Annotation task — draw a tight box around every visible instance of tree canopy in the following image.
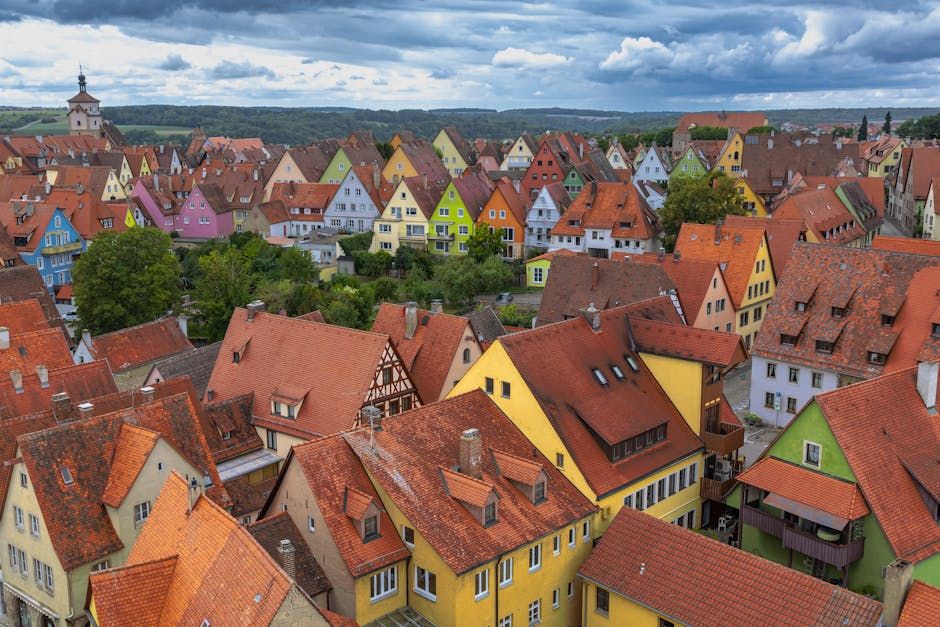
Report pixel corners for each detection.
[73,227,181,335]
[467,222,505,261]
[659,173,747,251]
[858,115,868,140]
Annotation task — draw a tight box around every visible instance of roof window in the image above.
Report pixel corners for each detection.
[794,301,806,312]
[60,467,74,485]
[868,351,887,365]
[831,306,845,318]
[592,368,608,386]
[625,356,640,372]
[610,365,625,380]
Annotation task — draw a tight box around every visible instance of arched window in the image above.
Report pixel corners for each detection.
[463,348,471,364]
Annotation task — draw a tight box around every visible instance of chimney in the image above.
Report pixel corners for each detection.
[82,329,92,348]
[0,327,8,350]
[794,138,802,148]
[10,370,23,394]
[253,168,259,181]
[836,138,843,150]
[153,174,159,191]
[44,180,51,195]
[459,428,483,479]
[373,162,380,191]
[404,301,418,339]
[657,246,665,260]
[430,299,443,314]
[277,539,296,580]
[767,138,774,150]
[591,261,600,290]
[140,386,155,402]
[247,300,266,321]
[177,315,188,338]
[916,361,938,413]
[35,365,48,388]
[51,392,70,420]
[578,142,584,160]
[673,250,681,262]
[580,303,601,332]
[714,220,723,244]
[78,402,94,414]
[882,559,914,627]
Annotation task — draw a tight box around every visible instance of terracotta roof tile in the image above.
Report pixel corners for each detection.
[90,556,177,627]
[397,140,451,184]
[0,360,116,420]
[872,235,940,256]
[440,466,498,508]
[101,423,161,507]
[0,266,62,329]
[742,134,859,195]
[269,182,338,214]
[630,317,748,367]
[203,392,263,463]
[343,485,376,520]
[675,111,768,133]
[87,317,193,373]
[579,506,882,626]
[344,391,596,574]
[723,214,806,275]
[0,299,50,334]
[674,222,768,308]
[537,256,677,325]
[0,327,73,377]
[491,449,544,485]
[550,181,661,240]
[626,255,726,324]
[248,511,332,599]
[772,186,866,245]
[899,581,940,626]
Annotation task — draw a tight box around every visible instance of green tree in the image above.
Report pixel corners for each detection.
[858,115,868,140]
[690,125,730,140]
[339,231,373,255]
[746,125,775,135]
[883,112,892,135]
[371,277,400,301]
[352,250,393,277]
[193,247,253,341]
[73,228,181,335]
[659,173,746,251]
[832,126,854,139]
[375,141,395,160]
[467,222,505,261]
[277,246,316,282]
[432,256,512,309]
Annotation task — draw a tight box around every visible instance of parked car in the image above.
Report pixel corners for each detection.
[495,292,514,304]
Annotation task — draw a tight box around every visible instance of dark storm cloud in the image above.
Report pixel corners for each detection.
[157,53,191,71]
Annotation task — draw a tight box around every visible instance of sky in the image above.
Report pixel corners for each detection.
[2,1,940,111]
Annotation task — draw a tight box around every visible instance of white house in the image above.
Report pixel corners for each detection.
[633,143,672,185]
[524,183,572,251]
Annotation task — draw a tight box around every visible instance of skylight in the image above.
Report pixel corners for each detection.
[592,368,608,386]
[611,365,625,380]
[60,467,74,485]
[626,357,640,373]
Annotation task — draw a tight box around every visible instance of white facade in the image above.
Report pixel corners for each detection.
[634,180,666,211]
[924,183,938,240]
[633,148,670,184]
[323,169,382,233]
[549,229,655,258]
[525,186,564,250]
[748,355,840,427]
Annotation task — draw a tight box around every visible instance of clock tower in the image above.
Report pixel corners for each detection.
[67,69,103,138]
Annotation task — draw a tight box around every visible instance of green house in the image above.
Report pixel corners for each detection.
[319,131,385,184]
[669,145,709,185]
[727,362,940,599]
[428,171,493,255]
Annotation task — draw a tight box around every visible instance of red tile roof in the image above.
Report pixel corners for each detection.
[0,327,73,375]
[674,222,769,308]
[723,214,807,275]
[206,308,416,439]
[772,186,866,245]
[815,366,940,562]
[87,317,193,373]
[550,181,661,241]
[371,303,477,402]
[579,506,882,626]
[499,306,703,497]
[899,581,940,626]
[269,182,338,215]
[537,256,677,325]
[440,466,497,508]
[0,299,52,334]
[675,111,768,133]
[0,265,63,330]
[626,254,726,322]
[248,511,333,600]
[905,146,940,200]
[630,317,747,367]
[101,423,161,507]
[451,167,495,221]
[753,243,940,379]
[872,235,940,257]
[396,140,451,185]
[742,134,860,196]
[344,390,596,574]
[0,360,117,420]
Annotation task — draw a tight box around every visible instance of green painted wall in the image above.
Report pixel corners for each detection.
[914,553,940,588]
[765,402,856,482]
[669,148,707,183]
[566,168,584,198]
[319,149,352,184]
[429,182,475,255]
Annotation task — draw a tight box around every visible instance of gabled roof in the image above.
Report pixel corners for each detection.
[17,392,228,571]
[206,308,410,439]
[906,146,940,200]
[371,304,476,402]
[815,366,940,562]
[248,511,333,600]
[450,168,495,221]
[499,306,703,497]
[550,181,661,240]
[872,235,940,257]
[772,186,866,245]
[146,341,221,398]
[101,423,162,507]
[741,134,859,195]
[627,254,725,321]
[269,182,338,214]
[537,256,676,325]
[340,130,385,169]
[202,392,262,463]
[402,176,447,219]
[92,472,313,627]
[488,178,527,225]
[466,306,508,346]
[344,390,596,574]
[579,507,882,626]
[899,581,940,626]
[675,111,768,133]
[753,243,940,378]
[350,164,395,208]
[0,265,61,325]
[86,317,193,373]
[0,299,51,334]
[723,214,806,275]
[0,327,73,374]
[673,222,768,308]
[439,127,476,166]
[283,145,331,181]
[630,317,747,368]
[0,360,116,421]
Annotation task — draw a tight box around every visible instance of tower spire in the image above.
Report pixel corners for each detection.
[78,64,87,93]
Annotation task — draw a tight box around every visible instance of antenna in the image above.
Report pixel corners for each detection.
[362,405,382,452]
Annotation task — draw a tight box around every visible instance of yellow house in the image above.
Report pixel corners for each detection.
[0,391,226,627]
[524,249,579,287]
[864,136,907,177]
[381,140,451,187]
[578,506,883,626]
[370,176,444,254]
[448,304,724,536]
[263,146,331,201]
[733,175,767,217]
[674,222,775,350]
[711,129,744,176]
[433,127,475,177]
[501,133,539,170]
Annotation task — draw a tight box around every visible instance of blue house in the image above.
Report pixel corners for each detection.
[7,204,86,293]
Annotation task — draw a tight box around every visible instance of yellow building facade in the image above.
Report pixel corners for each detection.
[580,579,672,626]
[734,233,775,348]
[734,176,767,217]
[381,145,421,185]
[370,179,431,254]
[433,129,471,177]
[712,130,744,175]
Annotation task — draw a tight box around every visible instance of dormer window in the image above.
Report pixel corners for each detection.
[780,334,797,346]
[831,306,845,318]
[484,502,497,526]
[60,467,74,485]
[868,351,887,365]
[619,221,633,229]
[795,301,806,312]
[626,356,640,372]
[232,351,240,363]
[815,340,834,354]
[534,480,546,503]
[364,515,379,540]
[933,323,940,338]
[882,315,895,326]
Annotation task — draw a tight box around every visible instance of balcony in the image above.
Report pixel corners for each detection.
[701,476,738,502]
[41,241,82,256]
[782,525,864,569]
[741,504,785,538]
[703,423,745,456]
[428,230,454,241]
[400,232,427,242]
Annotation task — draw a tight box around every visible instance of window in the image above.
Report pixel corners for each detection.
[623,493,633,508]
[596,587,610,615]
[788,367,799,384]
[528,600,541,625]
[306,516,315,532]
[804,441,821,467]
[414,566,437,600]
[678,468,687,490]
[60,467,74,485]
[474,569,489,599]
[816,340,834,354]
[529,543,542,571]
[91,560,111,572]
[13,506,23,530]
[463,348,472,364]
[685,510,695,529]
[831,306,844,318]
[501,381,511,399]
[812,372,823,389]
[19,472,26,488]
[568,527,575,547]
[485,377,494,394]
[484,502,497,526]
[740,311,749,327]
[552,588,560,609]
[499,616,512,627]
[766,362,777,379]
[382,367,393,386]
[364,515,379,540]
[134,501,151,525]
[499,557,513,587]
[402,525,415,547]
[535,481,546,503]
[786,397,797,414]
[533,267,544,284]
[29,514,39,537]
[555,453,564,468]
[868,351,887,365]
[370,566,397,601]
[552,535,560,555]
[266,429,277,450]
[582,520,590,541]
[764,392,775,408]
[635,489,645,511]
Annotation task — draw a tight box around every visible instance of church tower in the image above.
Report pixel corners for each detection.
[67,69,103,137]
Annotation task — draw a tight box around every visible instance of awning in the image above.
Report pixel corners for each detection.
[4,582,59,620]
[763,493,848,530]
[217,448,282,482]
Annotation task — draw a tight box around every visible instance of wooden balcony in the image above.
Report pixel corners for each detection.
[703,423,745,456]
[782,526,865,569]
[701,476,738,502]
[741,504,784,538]
[41,241,82,255]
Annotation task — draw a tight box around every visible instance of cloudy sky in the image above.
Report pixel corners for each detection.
[1,1,940,111]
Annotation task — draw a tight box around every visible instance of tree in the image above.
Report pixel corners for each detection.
[832,126,854,139]
[659,173,746,251]
[432,256,512,309]
[689,125,730,140]
[73,228,181,335]
[193,247,253,341]
[339,231,373,255]
[883,112,892,135]
[746,125,775,135]
[352,250,393,277]
[277,245,317,282]
[375,141,395,160]
[467,222,505,261]
[858,115,868,140]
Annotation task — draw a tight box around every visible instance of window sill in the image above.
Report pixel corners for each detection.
[553,550,560,557]
[499,580,513,589]
[370,589,398,604]
[474,592,490,602]
[528,565,541,574]
[414,588,437,602]
[594,609,610,618]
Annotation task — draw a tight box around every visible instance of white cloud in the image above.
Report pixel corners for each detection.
[600,36,673,71]
[491,47,571,69]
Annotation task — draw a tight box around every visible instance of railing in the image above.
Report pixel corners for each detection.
[703,423,745,456]
[428,231,454,241]
[400,232,427,242]
[782,526,865,569]
[41,241,82,255]
[741,504,784,538]
[701,476,738,501]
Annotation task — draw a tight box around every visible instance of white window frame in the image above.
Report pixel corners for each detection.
[582,520,590,542]
[13,506,23,530]
[474,568,489,600]
[528,599,541,625]
[369,566,398,602]
[528,543,542,572]
[568,527,575,547]
[134,500,151,525]
[553,535,560,556]
[414,565,437,601]
[552,588,560,609]
[499,557,513,588]
[803,440,822,467]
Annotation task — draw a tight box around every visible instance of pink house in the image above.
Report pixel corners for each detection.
[131,179,233,239]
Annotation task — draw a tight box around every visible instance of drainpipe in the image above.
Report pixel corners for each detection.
[405,555,412,610]
[495,554,505,627]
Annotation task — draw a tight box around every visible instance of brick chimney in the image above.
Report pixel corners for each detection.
[247,300,266,321]
[591,261,599,290]
[0,327,8,350]
[882,559,913,627]
[35,365,48,388]
[714,220,723,245]
[579,303,601,332]
[430,299,443,314]
[277,539,296,580]
[916,361,938,413]
[10,369,23,394]
[459,428,483,479]
[51,392,70,421]
[404,301,418,340]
